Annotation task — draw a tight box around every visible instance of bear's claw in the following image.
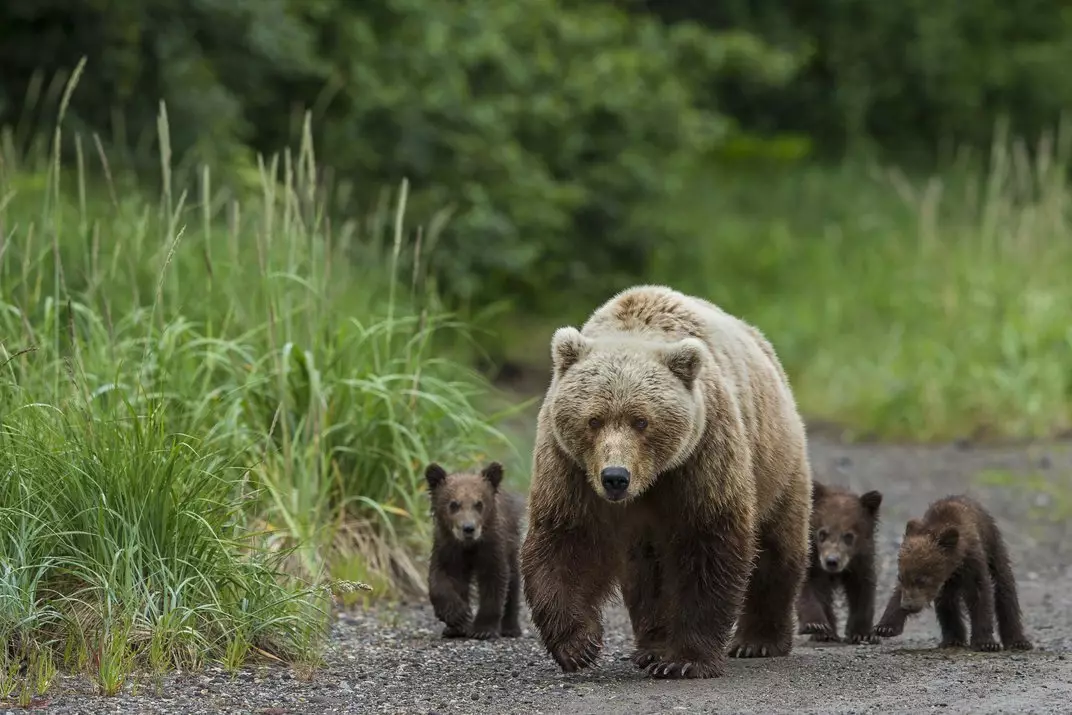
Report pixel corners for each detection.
[872,623,903,638]
[799,621,833,637]
[1007,639,1034,651]
[645,659,723,679]
[441,624,468,638]
[972,639,1002,652]
[848,631,879,645]
[939,638,966,649]
[552,634,603,672]
[630,648,659,669]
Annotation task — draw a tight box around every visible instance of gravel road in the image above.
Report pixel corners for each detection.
[21,434,1072,714]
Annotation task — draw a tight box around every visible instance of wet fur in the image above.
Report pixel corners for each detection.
[872,494,1033,652]
[426,462,525,640]
[796,482,883,644]
[520,285,814,679]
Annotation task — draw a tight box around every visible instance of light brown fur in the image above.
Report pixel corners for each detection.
[426,462,524,640]
[872,494,1033,652]
[520,285,814,679]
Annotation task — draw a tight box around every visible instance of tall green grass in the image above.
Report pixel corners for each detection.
[0,68,515,696]
[645,126,1072,442]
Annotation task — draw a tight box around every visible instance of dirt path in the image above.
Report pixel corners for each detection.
[35,434,1072,714]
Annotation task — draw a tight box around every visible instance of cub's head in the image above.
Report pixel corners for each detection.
[810,482,882,574]
[896,519,963,613]
[425,461,503,545]
[547,326,707,504]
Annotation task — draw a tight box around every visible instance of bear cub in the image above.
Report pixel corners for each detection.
[425,461,524,640]
[872,494,1033,652]
[796,482,883,644]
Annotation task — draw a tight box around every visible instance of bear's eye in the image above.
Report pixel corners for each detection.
[474,501,483,511]
[633,417,648,431]
[842,533,855,546]
[817,529,828,541]
[449,500,461,513]
[587,417,603,429]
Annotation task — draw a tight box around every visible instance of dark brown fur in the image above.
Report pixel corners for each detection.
[796,482,883,644]
[425,462,525,640]
[521,286,813,680]
[872,494,1033,652]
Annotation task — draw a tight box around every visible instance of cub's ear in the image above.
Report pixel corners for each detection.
[811,481,828,505]
[661,337,706,389]
[859,490,883,517]
[904,518,924,536]
[481,461,504,491]
[424,463,448,491]
[551,327,589,377]
[936,526,960,550]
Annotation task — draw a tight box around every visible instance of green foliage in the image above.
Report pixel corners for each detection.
[0,97,515,689]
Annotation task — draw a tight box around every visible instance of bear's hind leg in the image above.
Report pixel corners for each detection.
[730,494,808,658]
[622,535,666,669]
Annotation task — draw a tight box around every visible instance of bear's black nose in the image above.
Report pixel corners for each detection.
[462,524,476,535]
[824,555,840,570]
[600,466,630,500]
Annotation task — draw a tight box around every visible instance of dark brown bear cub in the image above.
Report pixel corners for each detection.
[796,482,883,644]
[425,461,524,640]
[872,494,1033,652]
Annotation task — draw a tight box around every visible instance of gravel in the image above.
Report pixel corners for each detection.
[18,435,1072,714]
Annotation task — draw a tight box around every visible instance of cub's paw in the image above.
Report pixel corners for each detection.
[728,638,790,658]
[442,623,469,638]
[871,622,904,638]
[939,638,967,649]
[847,631,880,645]
[548,629,603,673]
[646,658,725,680]
[808,632,841,644]
[799,621,833,637]
[500,625,523,638]
[1006,639,1034,652]
[972,639,1002,653]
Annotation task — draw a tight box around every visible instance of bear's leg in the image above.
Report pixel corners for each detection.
[797,573,837,641]
[646,512,754,679]
[730,495,809,658]
[622,535,666,668]
[521,521,617,672]
[872,585,910,638]
[500,555,523,638]
[963,564,1001,652]
[428,557,472,638]
[989,535,1033,651]
[470,549,511,640]
[843,565,879,644]
[936,583,967,648]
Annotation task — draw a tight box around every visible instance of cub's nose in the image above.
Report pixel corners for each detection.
[824,555,840,570]
[462,524,476,535]
[600,466,631,501]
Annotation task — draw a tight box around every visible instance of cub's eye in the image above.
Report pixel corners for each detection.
[633,417,649,431]
[474,501,483,511]
[817,529,828,541]
[588,417,603,429]
[449,501,461,513]
[842,533,855,546]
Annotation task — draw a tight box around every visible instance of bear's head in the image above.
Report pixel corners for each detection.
[546,326,707,504]
[810,482,882,574]
[425,461,504,545]
[896,518,964,613]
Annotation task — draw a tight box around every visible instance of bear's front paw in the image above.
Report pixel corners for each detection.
[501,624,523,638]
[441,624,468,639]
[808,632,841,644]
[646,658,725,680]
[548,630,603,673]
[468,617,502,640]
[939,638,966,649]
[799,621,834,637]
[1006,639,1033,652]
[971,638,1002,652]
[871,622,903,638]
[630,647,661,669]
[847,631,879,645]
[728,638,790,658]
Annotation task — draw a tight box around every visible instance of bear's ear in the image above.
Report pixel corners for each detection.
[935,526,959,550]
[904,518,924,536]
[859,490,883,517]
[661,337,706,389]
[811,481,828,505]
[480,461,504,491]
[425,463,448,491]
[551,327,590,377]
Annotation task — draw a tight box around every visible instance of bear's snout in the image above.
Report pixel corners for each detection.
[600,466,631,501]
